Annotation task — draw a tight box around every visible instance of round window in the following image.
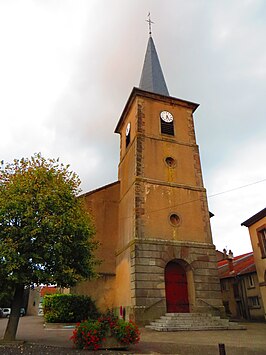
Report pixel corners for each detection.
[165,157,176,168]
[169,213,181,226]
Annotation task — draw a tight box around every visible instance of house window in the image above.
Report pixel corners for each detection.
[257,228,266,258]
[248,296,260,308]
[248,274,255,288]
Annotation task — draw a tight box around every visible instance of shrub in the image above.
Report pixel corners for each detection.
[70,310,140,350]
[43,294,99,323]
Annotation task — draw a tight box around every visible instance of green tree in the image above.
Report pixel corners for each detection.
[0,153,98,341]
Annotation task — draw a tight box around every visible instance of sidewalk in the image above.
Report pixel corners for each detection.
[1,316,266,354]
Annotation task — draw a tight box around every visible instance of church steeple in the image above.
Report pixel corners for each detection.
[139,36,169,96]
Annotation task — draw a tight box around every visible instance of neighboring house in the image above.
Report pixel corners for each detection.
[218,251,265,321]
[241,208,266,321]
[27,286,69,316]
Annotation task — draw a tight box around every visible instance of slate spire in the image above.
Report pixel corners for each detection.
[139,36,169,96]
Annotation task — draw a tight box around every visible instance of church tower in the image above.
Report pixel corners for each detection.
[114,34,224,323]
[73,28,225,326]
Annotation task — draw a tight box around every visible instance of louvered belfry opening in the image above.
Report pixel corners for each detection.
[126,131,130,148]
[161,119,174,136]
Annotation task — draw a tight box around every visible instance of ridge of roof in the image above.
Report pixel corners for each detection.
[139,36,169,96]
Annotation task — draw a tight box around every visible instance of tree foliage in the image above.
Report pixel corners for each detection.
[0,153,98,287]
[43,294,99,323]
[0,153,98,340]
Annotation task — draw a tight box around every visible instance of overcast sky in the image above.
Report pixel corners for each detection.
[0,0,265,256]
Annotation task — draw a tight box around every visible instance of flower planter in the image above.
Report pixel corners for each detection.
[100,334,128,350]
[70,312,140,351]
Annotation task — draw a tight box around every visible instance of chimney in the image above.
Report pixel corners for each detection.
[223,248,227,260]
[227,250,234,273]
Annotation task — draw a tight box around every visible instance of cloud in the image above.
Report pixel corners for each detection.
[207,137,266,254]
[0,0,265,256]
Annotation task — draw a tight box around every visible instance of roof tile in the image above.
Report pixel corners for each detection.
[218,252,256,278]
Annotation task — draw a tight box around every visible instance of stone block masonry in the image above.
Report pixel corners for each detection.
[129,238,225,325]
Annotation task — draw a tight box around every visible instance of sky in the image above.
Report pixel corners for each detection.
[0,0,265,256]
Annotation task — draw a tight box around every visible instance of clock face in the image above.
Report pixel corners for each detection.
[160,111,173,123]
[126,122,131,136]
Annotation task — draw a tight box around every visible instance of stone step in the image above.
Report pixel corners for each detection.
[163,313,220,319]
[161,316,217,321]
[147,323,231,329]
[152,320,229,326]
[159,319,216,323]
[146,325,232,331]
[159,316,228,322]
[146,313,245,332]
[150,327,231,332]
[162,313,212,318]
[151,321,229,326]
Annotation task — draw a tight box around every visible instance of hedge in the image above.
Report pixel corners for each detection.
[43,294,99,323]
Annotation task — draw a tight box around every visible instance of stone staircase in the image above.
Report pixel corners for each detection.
[146,313,246,331]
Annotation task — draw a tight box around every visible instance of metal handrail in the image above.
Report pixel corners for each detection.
[145,298,221,313]
[144,298,164,312]
[198,298,220,311]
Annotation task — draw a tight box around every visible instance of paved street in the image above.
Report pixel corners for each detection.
[0,316,266,354]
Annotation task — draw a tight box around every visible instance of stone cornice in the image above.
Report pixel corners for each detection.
[115,238,214,256]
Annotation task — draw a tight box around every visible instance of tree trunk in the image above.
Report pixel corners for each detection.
[3,284,24,341]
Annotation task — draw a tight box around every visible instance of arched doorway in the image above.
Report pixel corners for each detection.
[165,261,189,313]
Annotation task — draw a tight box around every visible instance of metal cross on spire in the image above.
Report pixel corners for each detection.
[146,12,154,36]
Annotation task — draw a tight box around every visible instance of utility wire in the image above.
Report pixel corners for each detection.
[208,178,266,198]
[119,177,266,221]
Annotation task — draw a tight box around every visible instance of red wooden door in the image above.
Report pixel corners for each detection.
[165,262,189,313]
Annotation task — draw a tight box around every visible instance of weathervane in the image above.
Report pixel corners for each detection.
[146,12,154,36]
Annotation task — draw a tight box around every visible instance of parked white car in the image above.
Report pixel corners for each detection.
[2,308,11,317]
[0,308,25,317]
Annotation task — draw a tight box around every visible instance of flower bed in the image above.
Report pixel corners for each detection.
[70,311,140,351]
